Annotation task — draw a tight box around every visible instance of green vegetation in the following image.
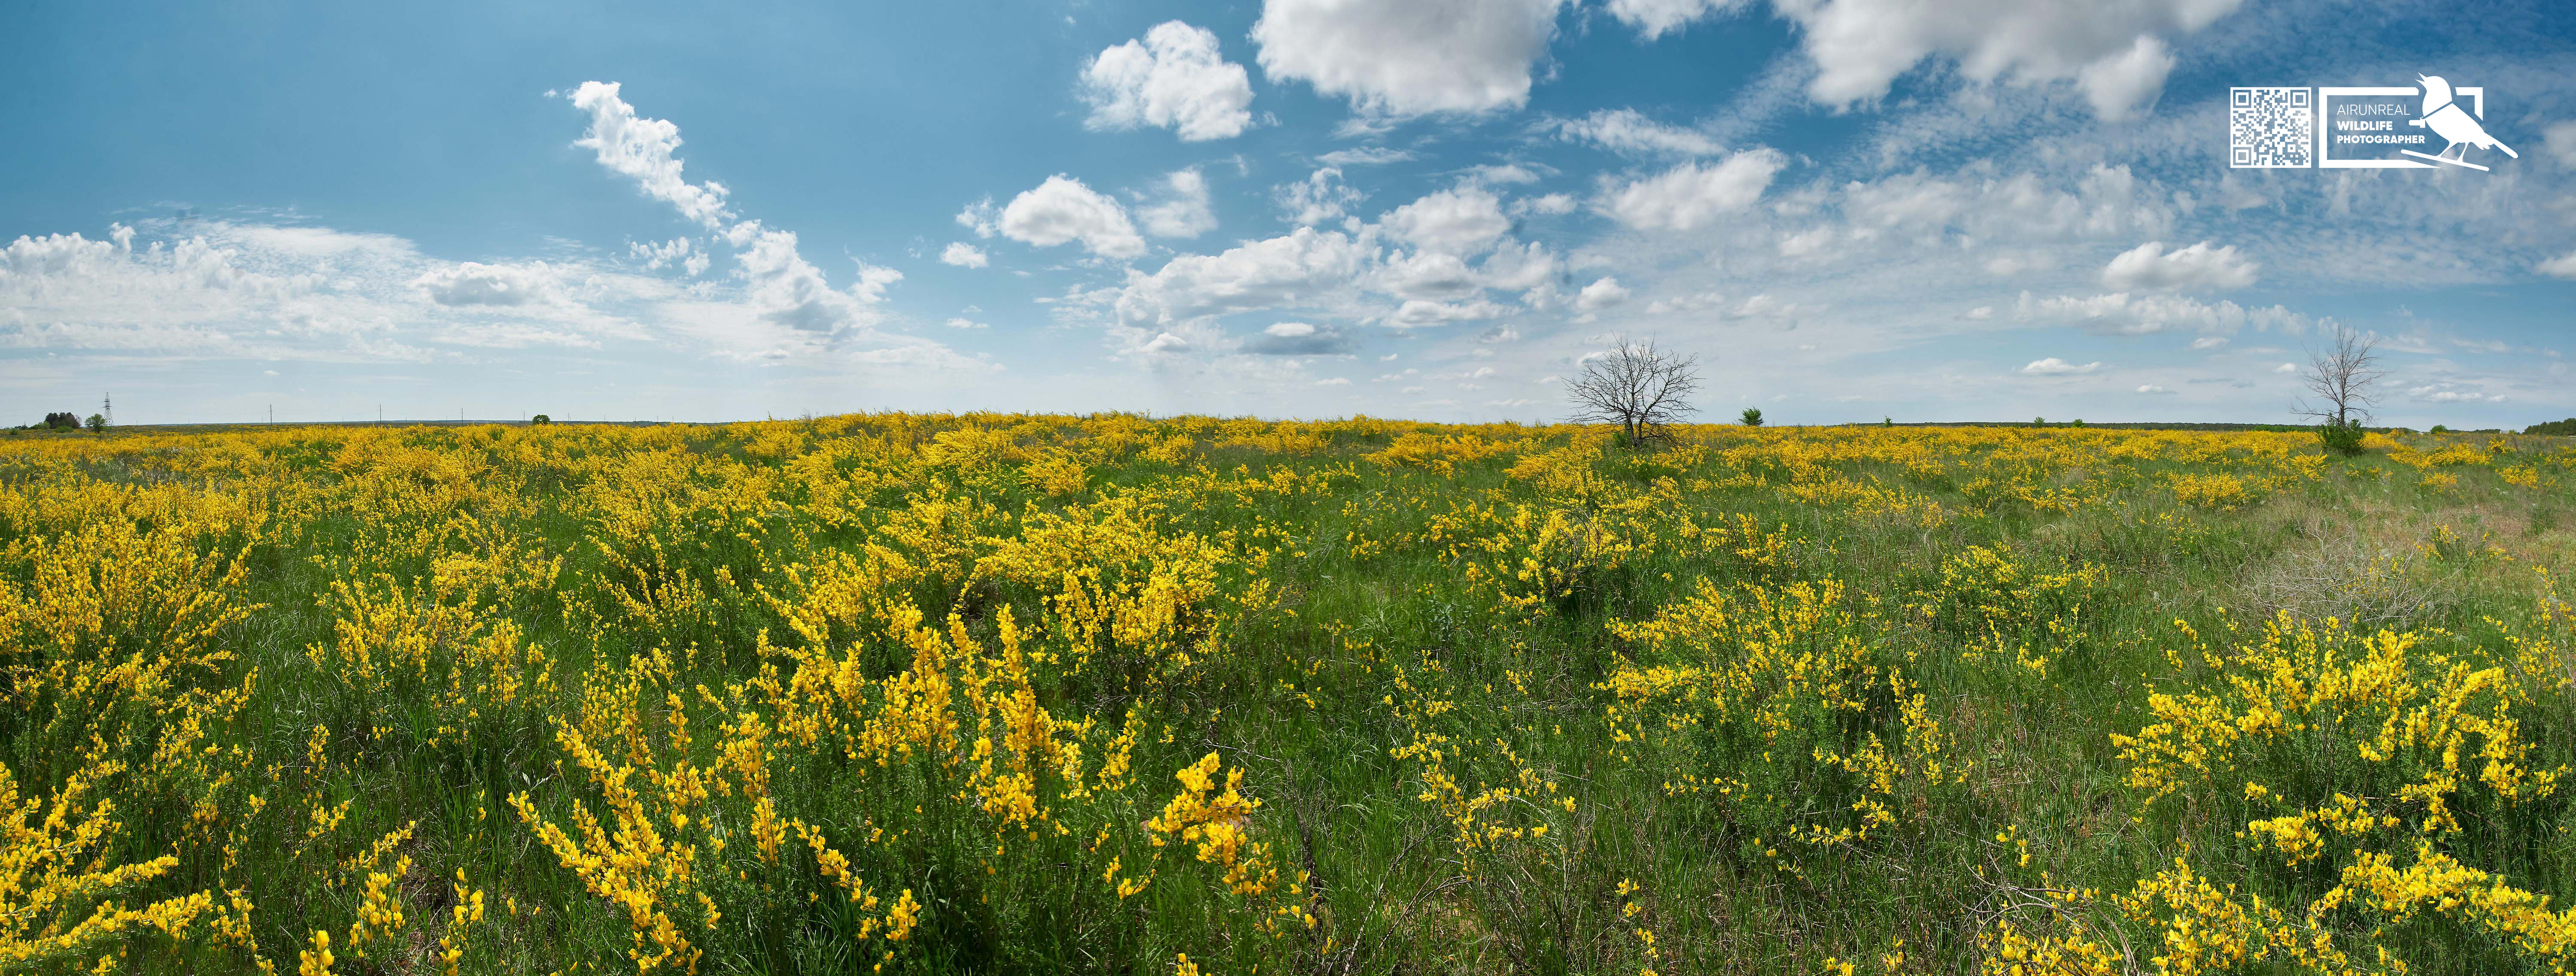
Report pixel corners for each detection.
[0,416,2571,974]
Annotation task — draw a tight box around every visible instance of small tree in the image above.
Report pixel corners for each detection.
[531,414,551,425]
[1563,337,1701,447]
[1740,407,1764,427]
[2296,323,2386,456]
[2034,416,2046,427]
[84,413,106,434]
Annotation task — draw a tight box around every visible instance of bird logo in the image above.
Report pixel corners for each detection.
[2403,75,2516,170]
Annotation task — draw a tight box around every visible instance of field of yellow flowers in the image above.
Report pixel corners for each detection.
[1,414,2572,974]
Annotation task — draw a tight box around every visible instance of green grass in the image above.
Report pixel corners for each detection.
[0,417,2571,973]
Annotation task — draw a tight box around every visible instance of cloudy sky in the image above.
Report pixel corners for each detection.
[4,0,2572,428]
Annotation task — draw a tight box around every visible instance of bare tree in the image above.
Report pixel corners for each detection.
[2295,324,2388,426]
[2295,324,2386,455]
[1564,337,1701,446]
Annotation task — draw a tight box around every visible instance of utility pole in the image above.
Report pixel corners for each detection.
[267,404,273,424]
[102,393,112,427]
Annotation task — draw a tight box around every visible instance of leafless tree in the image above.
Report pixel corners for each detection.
[1563,336,1701,446]
[2294,323,2388,427]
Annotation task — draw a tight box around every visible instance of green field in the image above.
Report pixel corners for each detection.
[2,415,2573,974]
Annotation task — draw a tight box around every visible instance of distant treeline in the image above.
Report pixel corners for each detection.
[2529,418,2576,436]
[1880,421,2322,433]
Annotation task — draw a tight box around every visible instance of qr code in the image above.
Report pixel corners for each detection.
[2230,87,2311,168]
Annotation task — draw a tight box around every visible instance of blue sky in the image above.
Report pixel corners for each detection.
[3,0,2572,428]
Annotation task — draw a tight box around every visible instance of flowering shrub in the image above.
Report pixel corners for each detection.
[0,417,2565,972]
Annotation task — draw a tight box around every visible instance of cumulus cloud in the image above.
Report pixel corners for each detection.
[1246,320,1356,354]
[1136,168,1219,239]
[1081,21,1256,141]
[956,198,1001,238]
[944,317,989,329]
[2099,240,2258,292]
[1382,185,1511,255]
[2189,335,2229,349]
[2019,357,2102,375]
[2136,383,2173,394]
[569,82,733,228]
[1116,226,1370,324]
[2075,35,2175,120]
[2539,249,2576,279]
[1252,0,1566,116]
[630,238,706,275]
[1276,167,1365,226]
[999,176,1146,259]
[1596,149,1787,230]
[1553,108,1725,156]
[1605,0,1743,38]
[1772,0,2240,118]
[413,262,558,306]
[726,222,893,333]
[1512,193,1577,216]
[1574,276,1631,312]
[940,242,990,268]
[2017,290,2308,336]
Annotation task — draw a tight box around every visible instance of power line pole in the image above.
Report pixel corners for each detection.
[102,392,112,427]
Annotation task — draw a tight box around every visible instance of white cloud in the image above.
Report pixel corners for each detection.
[1596,149,1786,231]
[1605,0,1742,39]
[1778,226,1835,257]
[1773,0,2239,118]
[1081,21,1256,141]
[2274,362,2298,373]
[2136,383,2173,394]
[1468,164,1543,185]
[2100,240,2257,292]
[2073,35,2174,120]
[1389,298,1510,327]
[413,261,559,306]
[1252,0,1566,116]
[1316,376,1353,385]
[2411,384,2506,403]
[956,198,1000,238]
[2539,249,2576,280]
[940,242,990,268]
[1382,185,1511,255]
[1317,146,1417,166]
[630,237,705,275]
[1136,168,1218,239]
[1513,193,1577,216]
[1265,321,1317,336]
[1553,108,1725,156]
[568,82,733,228]
[1962,306,1994,320]
[1575,276,1631,312]
[2019,357,2102,375]
[2542,121,2576,167]
[999,176,1146,259]
[1276,167,1364,226]
[1117,226,1370,324]
[2017,290,2307,336]
[2189,335,2228,350]
[727,222,890,333]
[944,317,989,329]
